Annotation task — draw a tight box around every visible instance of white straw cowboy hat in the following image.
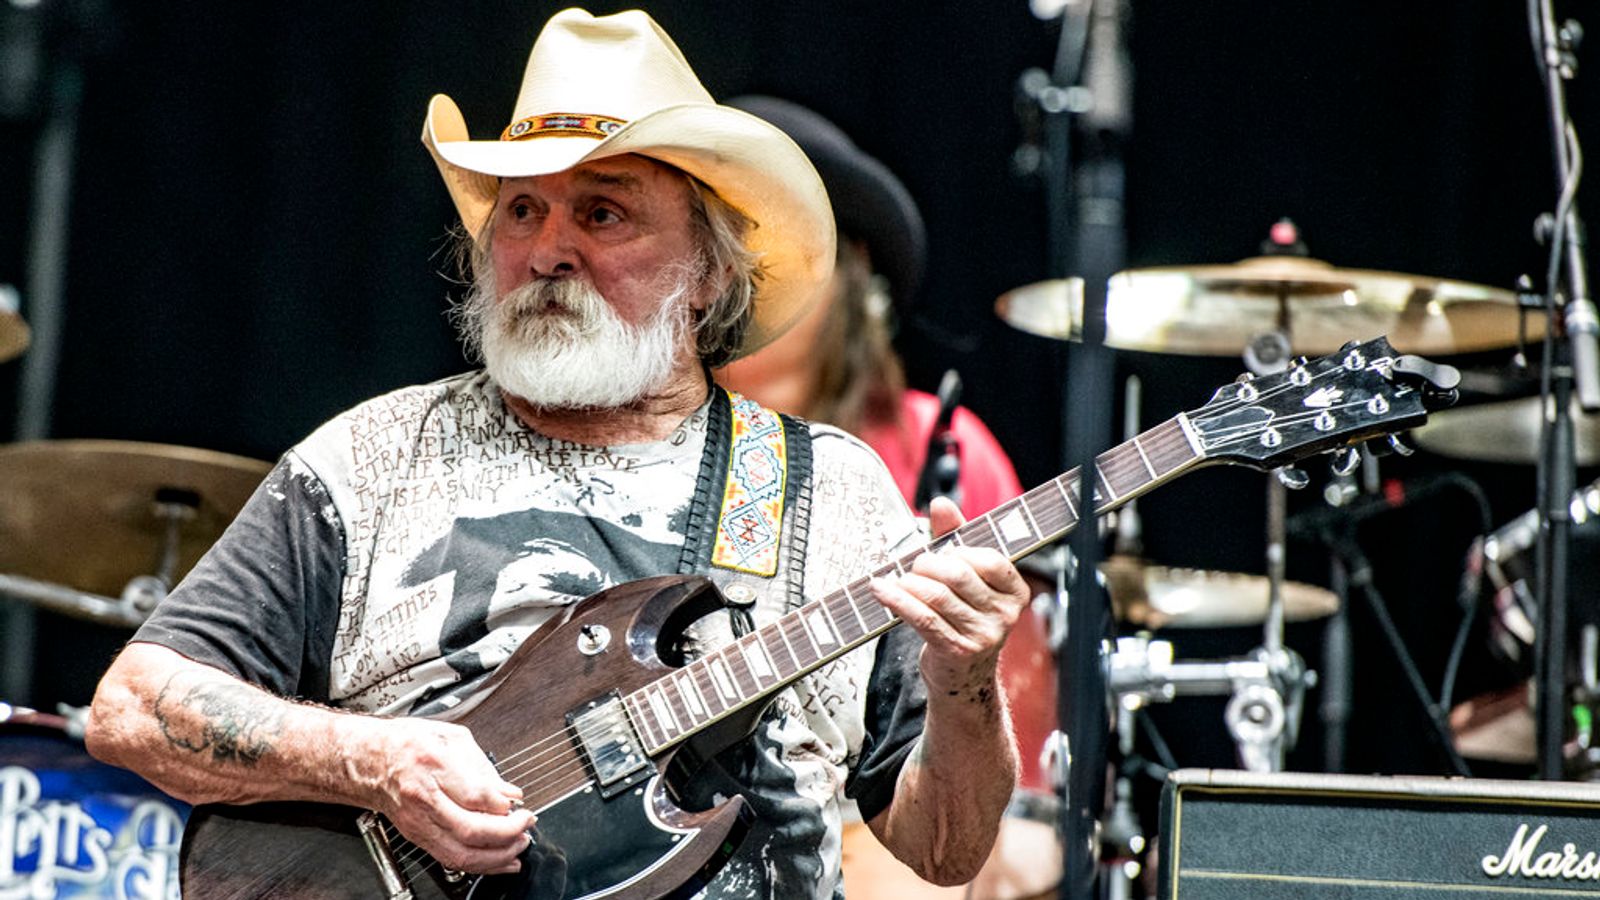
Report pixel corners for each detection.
[422,7,836,359]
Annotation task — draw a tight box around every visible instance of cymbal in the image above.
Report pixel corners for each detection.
[1100,554,1340,629]
[0,441,271,615]
[1413,394,1600,466]
[996,256,1534,356]
[0,290,30,362]
[994,277,1083,342]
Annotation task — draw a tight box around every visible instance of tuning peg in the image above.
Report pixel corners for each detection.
[1276,467,1311,490]
[1387,434,1415,457]
[1390,355,1462,404]
[1330,446,1361,477]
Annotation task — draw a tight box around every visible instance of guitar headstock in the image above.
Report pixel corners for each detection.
[1187,336,1460,470]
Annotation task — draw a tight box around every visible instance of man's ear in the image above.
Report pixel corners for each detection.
[692,261,735,312]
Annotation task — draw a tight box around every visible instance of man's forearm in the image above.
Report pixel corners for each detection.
[88,642,537,874]
[85,642,378,808]
[871,671,1019,885]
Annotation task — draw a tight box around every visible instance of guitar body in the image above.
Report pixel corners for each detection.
[181,575,756,900]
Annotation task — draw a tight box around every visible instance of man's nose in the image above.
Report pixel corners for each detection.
[524,214,578,278]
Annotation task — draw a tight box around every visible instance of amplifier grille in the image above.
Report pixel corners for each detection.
[1160,769,1600,898]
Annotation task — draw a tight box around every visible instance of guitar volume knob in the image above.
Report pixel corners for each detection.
[578,624,612,656]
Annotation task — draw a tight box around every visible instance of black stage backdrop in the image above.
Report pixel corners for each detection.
[1,1,1592,785]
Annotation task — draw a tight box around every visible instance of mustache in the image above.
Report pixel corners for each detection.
[500,277,602,318]
[492,277,615,344]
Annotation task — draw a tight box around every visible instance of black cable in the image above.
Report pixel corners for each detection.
[1439,476,1497,714]
[1137,710,1180,774]
[1337,533,1473,777]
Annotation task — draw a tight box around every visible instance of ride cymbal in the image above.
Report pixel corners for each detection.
[1413,394,1600,466]
[0,441,271,618]
[997,257,1534,356]
[1100,554,1339,629]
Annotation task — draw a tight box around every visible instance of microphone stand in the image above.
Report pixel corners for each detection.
[913,370,964,513]
[1016,1,1130,897]
[1529,0,1591,780]
[1,0,89,705]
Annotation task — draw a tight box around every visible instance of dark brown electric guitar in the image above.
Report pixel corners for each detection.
[179,337,1458,899]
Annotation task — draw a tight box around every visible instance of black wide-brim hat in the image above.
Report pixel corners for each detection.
[725,95,927,311]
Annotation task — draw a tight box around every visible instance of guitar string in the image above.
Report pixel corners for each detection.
[383,451,1187,879]
[379,360,1390,878]
[475,579,914,786]
[409,387,1368,821]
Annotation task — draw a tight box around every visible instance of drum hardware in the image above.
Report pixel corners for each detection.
[0,573,147,628]
[0,440,270,627]
[1477,482,1600,677]
[1106,634,1312,774]
[1456,478,1600,776]
[1099,775,1145,900]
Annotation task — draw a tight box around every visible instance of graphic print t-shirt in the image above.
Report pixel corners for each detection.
[135,372,928,899]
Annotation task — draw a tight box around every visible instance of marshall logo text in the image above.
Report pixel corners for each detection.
[1483,823,1600,881]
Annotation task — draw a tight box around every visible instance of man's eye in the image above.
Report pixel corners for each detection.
[510,202,534,220]
[590,206,621,225]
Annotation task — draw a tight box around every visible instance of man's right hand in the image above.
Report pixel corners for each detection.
[354,717,537,875]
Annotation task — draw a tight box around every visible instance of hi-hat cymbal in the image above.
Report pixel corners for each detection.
[1413,394,1600,466]
[0,441,271,616]
[1100,554,1340,629]
[997,256,1534,356]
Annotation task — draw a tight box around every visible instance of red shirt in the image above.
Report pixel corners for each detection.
[856,389,1024,517]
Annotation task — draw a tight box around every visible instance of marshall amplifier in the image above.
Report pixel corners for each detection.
[1159,768,1600,898]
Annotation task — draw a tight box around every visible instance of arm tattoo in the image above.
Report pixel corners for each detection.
[153,674,286,767]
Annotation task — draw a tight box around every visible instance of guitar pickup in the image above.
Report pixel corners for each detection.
[567,691,654,799]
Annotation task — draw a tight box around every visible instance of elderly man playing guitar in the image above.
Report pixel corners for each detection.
[84,9,1028,899]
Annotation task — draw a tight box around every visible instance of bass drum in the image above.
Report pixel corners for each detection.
[0,704,189,898]
[840,550,1064,900]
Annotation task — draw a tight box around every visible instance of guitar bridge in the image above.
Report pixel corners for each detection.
[356,811,415,900]
[568,691,654,799]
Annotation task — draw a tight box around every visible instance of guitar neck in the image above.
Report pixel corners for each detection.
[619,415,1205,754]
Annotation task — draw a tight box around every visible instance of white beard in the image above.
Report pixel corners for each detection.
[458,272,693,411]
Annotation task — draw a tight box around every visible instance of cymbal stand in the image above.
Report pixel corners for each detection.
[119,488,199,613]
[1238,318,1312,772]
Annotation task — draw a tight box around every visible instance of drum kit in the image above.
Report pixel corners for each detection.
[977,232,1584,899]
[0,313,273,899]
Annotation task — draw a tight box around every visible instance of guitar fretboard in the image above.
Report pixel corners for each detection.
[620,415,1204,754]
